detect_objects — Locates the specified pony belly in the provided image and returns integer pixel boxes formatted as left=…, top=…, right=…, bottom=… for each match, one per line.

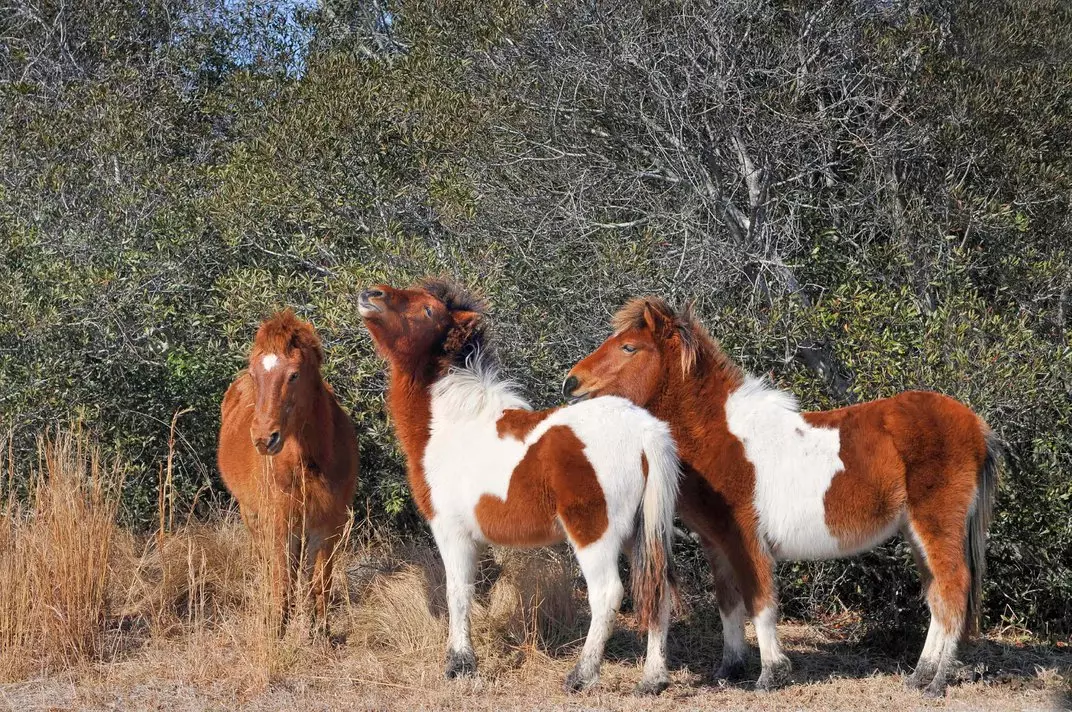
left=765, top=507, right=904, bottom=561
left=474, top=502, right=565, bottom=548
left=763, top=516, right=845, bottom=561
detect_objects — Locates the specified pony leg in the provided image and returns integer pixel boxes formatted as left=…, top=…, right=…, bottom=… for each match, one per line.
left=269, top=534, right=295, bottom=634
left=636, top=580, right=672, bottom=695
left=704, top=540, right=748, bottom=681
left=431, top=520, right=478, bottom=678
left=311, top=535, right=337, bottom=637
left=906, top=519, right=970, bottom=697
left=566, top=538, right=625, bottom=693
left=732, top=540, right=790, bottom=691
left=903, top=526, right=940, bottom=688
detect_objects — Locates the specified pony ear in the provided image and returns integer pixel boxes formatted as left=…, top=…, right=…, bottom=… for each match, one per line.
left=443, top=310, right=483, bottom=354
left=642, top=302, right=673, bottom=338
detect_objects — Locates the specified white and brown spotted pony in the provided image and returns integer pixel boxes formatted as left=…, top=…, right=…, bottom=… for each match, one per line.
left=358, top=280, right=680, bottom=694
left=565, top=297, right=1000, bottom=697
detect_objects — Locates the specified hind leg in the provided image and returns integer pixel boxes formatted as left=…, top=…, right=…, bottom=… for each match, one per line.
left=905, top=519, right=969, bottom=697
left=903, top=526, right=940, bottom=688
left=636, top=581, right=672, bottom=695
left=310, top=533, right=339, bottom=637
left=566, top=537, right=626, bottom=693
left=703, top=540, right=748, bottom=681
left=622, top=533, right=672, bottom=695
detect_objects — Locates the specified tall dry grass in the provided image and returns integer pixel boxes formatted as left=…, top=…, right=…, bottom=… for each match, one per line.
left=0, top=428, right=589, bottom=693
left=0, top=430, right=122, bottom=679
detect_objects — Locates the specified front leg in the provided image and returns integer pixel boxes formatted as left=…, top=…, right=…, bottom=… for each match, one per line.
left=431, top=519, right=479, bottom=678
left=703, top=539, right=748, bottom=682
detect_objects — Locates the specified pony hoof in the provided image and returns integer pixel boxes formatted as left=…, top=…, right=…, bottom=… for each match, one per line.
left=755, top=658, right=791, bottom=692
left=906, top=665, right=935, bottom=689
left=444, top=649, right=477, bottom=679
left=714, top=660, right=746, bottom=682
left=634, top=677, right=670, bottom=696
left=564, top=667, right=598, bottom=693
left=922, top=680, right=947, bottom=699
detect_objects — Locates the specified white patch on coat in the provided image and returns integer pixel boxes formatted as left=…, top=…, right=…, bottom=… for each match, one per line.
left=261, top=354, right=279, bottom=372
left=725, top=376, right=846, bottom=560
left=422, top=355, right=676, bottom=549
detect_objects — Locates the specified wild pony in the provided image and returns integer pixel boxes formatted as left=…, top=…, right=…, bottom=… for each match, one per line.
left=358, top=279, right=680, bottom=694
left=218, top=310, right=359, bottom=630
left=565, top=298, right=999, bottom=697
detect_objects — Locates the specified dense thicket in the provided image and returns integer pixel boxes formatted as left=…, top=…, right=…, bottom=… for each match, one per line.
left=1, top=0, right=1069, bottom=635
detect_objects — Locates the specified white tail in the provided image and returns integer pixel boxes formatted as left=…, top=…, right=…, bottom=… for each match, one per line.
left=631, top=423, right=680, bottom=630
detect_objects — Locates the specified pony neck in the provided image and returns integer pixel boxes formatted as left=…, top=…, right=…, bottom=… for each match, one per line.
left=385, top=359, right=439, bottom=465
left=651, top=357, right=738, bottom=452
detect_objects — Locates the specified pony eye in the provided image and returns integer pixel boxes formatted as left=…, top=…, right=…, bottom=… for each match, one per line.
left=424, top=305, right=433, bottom=318
left=621, top=344, right=637, bottom=354
left=288, top=372, right=299, bottom=382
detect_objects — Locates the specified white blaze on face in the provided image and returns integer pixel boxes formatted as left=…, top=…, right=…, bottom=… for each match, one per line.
left=261, top=354, right=279, bottom=372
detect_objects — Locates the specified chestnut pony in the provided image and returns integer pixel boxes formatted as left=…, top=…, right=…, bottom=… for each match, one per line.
left=565, top=298, right=999, bottom=697
left=358, top=280, right=680, bottom=694
left=218, top=310, right=359, bottom=629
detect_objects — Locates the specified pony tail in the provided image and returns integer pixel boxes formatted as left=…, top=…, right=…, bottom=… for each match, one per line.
left=631, top=423, right=681, bottom=631
left=966, top=426, right=1001, bottom=637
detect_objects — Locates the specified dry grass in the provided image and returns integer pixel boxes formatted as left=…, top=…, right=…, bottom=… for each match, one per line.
left=0, top=430, right=1068, bottom=711
left=0, top=431, right=122, bottom=679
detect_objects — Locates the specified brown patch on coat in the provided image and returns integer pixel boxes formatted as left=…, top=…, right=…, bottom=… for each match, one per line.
left=474, top=425, right=609, bottom=549
left=496, top=408, right=558, bottom=441
left=807, top=406, right=907, bottom=551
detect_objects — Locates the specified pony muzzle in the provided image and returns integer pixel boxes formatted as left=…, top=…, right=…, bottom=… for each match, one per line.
left=252, top=429, right=283, bottom=456
left=562, top=374, right=593, bottom=404
left=357, top=287, right=386, bottom=317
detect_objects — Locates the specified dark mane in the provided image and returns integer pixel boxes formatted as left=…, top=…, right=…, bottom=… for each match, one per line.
left=254, top=309, right=323, bottom=367
left=419, top=277, right=497, bottom=372
left=612, top=297, right=742, bottom=384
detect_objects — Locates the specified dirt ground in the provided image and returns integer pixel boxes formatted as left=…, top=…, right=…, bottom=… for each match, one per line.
left=2, top=607, right=1067, bottom=711
left=1, top=489, right=1067, bottom=712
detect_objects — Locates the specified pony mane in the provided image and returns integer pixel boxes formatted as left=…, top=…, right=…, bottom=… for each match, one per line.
left=612, top=297, right=743, bottom=384
left=420, top=277, right=497, bottom=373
left=419, top=278, right=530, bottom=416
left=431, top=350, right=531, bottom=419
left=732, top=374, right=799, bottom=413
left=254, top=309, right=323, bottom=367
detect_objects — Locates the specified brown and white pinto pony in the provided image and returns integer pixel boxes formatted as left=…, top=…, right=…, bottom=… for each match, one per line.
left=218, top=311, right=359, bottom=630
left=565, top=298, right=999, bottom=697
left=358, top=280, right=680, bottom=694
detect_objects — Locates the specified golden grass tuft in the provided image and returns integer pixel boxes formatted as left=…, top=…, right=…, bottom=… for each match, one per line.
left=118, top=520, right=252, bottom=636
left=0, top=430, right=123, bottom=679
left=482, top=547, right=580, bottom=654
left=345, top=548, right=449, bottom=655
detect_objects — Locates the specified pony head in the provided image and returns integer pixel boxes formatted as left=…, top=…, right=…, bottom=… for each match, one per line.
left=248, top=310, right=324, bottom=455
left=565, top=297, right=732, bottom=407
left=358, top=278, right=487, bottom=375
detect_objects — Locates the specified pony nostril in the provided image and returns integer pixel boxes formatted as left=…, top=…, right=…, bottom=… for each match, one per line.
left=361, top=288, right=384, bottom=300
left=563, top=375, right=580, bottom=399
left=266, top=431, right=281, bottom=451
